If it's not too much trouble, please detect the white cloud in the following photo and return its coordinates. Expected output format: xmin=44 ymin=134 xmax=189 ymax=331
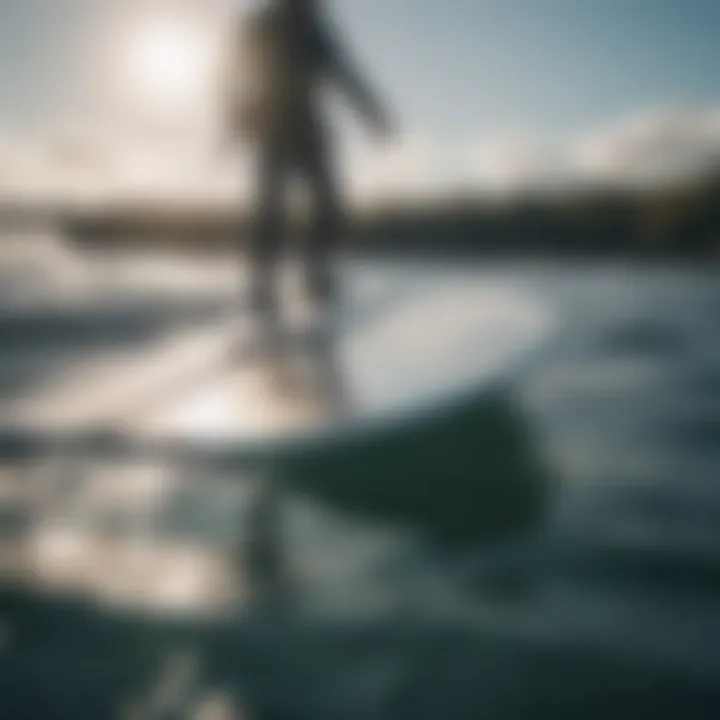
xmin=0 ymin=106 xmax=718 ymax=209
xmin=346 ymin=134 xmax=460 ymax=205
xmin=0 ymin=117 xmax=245 ymax=209
xmin=462 ymin=107 xmax=720 ymax=196
xmin=572 ymin=108 xmax=720 ymax=188
xmin=464 ymin=133 xmax=570 ymax=196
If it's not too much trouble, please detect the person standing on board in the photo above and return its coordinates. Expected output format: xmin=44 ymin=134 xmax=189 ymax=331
xmin=223 ymin=0 xmax=393 ymax=324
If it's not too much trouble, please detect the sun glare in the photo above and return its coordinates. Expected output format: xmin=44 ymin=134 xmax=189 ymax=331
xmin=123 ymin=18 xmax=214 ymax=111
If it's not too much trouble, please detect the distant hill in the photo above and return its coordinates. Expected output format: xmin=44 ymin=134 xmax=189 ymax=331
xmin=6 ymin=171 xmax=718 ymax=260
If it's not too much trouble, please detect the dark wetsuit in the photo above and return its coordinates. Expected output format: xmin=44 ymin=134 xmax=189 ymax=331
xmin=227 ymin=1 xmax=386 ymax=310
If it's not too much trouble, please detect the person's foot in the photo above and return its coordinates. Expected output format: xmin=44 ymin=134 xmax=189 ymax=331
xmin=302 ymin=267 xmax=344 ymax=343
xmin=238 ymin=275 xmax=282 ymax=359
xmin=246 ymin=275 xmax=278 ymax=317
xmin=305 ymin=264 xmax=340 ymax=309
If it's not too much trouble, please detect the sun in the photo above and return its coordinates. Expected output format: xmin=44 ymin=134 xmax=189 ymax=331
xmin=123 ymin=18 xmax=215 ymax=112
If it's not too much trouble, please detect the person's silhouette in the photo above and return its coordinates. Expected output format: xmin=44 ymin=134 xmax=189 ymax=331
xmin=224 ymin=0 xmax=392 ymax=318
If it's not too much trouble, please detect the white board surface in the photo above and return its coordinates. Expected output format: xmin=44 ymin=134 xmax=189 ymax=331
xmin=0 ymin=276 xmax=554 ymax=448
xmin=131 ymin=283 xmax=553 ymax=445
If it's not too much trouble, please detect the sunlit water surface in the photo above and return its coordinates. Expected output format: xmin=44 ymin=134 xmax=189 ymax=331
xmin=0 ymin=234 xmax=719 ymax=718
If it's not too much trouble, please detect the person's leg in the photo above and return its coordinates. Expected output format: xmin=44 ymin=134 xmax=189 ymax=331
xmin=248 ymin=140 xmax=286 ymax=315
xmin=298 ymin=130 xmax=343 ymax=306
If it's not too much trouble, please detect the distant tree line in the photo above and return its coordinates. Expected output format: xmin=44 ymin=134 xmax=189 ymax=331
xmin=61 ymin=171 xmax=720 ymax=260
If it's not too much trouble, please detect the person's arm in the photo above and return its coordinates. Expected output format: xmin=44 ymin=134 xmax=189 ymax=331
xmin=316 ymin=20 xmax=392 ymax=137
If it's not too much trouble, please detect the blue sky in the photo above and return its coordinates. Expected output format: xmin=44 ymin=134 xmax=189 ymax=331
xmin=336 ymin=0 xmax=720 ymax=139
xmin=0 ymin=0 xmax=718 ymax=201
xmin=0 ymin=0 xmax=717 ymax=134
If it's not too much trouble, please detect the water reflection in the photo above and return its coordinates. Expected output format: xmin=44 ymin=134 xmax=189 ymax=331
xmin=0 ymin=260 xmax=719 ymax=718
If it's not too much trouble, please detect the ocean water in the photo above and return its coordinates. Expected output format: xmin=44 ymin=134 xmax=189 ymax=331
xmin=0 ymin=235 xmax=719 ymax=718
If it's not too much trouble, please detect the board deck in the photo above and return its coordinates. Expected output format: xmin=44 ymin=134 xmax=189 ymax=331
xmin=0 ymin=275 xmax=557 ymax=616
xmin=0 ymin=281 xmax=554 ymax=452
xmin=133 ymin=283 xmax=552 ymax=452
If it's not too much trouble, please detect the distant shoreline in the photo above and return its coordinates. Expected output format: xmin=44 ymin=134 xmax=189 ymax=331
xmin=1 ymin=171 xmax=718 ymax=261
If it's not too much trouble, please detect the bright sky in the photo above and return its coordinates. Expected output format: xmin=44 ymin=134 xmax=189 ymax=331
xmin=0 ymin=0 xmax=718 ymax=203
